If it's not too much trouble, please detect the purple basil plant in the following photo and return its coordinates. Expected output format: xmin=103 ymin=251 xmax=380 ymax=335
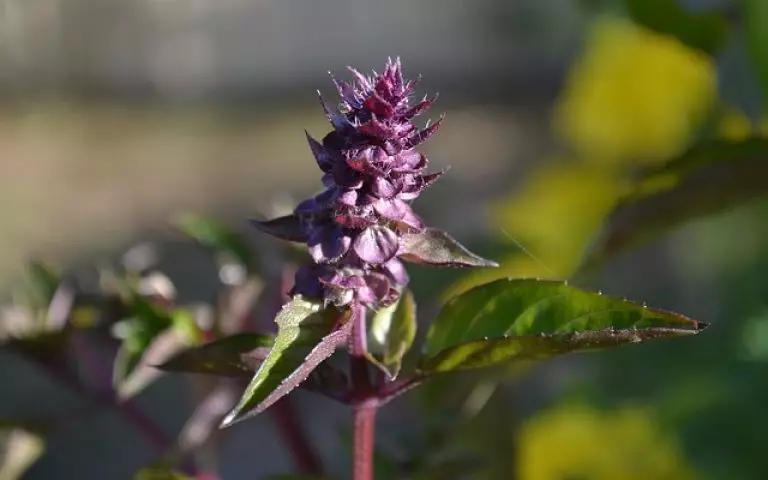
xmin=155 ymin=58 xmax=705 ymax=480
xmin=245 ymin=57 xmax=498 ymax=476
xmin=254 ymin=57 xmax=495 ymax=311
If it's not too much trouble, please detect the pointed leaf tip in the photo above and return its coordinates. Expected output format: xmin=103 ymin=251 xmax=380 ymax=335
xmin=421 ymin=278 xmax=704 ymax=375
xmin=400 ymin=228 xmax=498 ymax=268
xmin=219 ymin=299 xmax=350 ymax=427
xmin=250 ymin=215 xmax=309 ymax=243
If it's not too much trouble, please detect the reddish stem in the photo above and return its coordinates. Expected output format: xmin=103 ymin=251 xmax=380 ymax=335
xmin=349 ymin=303 xmax=377 ymax=480
xmin=352 ymin=406 xmax=377 ymax=480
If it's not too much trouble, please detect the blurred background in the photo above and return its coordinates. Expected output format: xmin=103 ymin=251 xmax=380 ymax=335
xmin=1 ymin=0 xmax=768 ymax=478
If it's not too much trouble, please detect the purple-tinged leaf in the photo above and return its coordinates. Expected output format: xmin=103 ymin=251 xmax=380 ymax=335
xmin=400 ymin=228 xmax=498 ymax=268
xmin=220 ymin=298 xmax=350 ymax=427
xmin=251 ymin=215 xmax=309 ymax=243
xmin=157 ymin=333 xmax=275 ymax=378
xmin=421 ymin=279 xmax=706 ymax=374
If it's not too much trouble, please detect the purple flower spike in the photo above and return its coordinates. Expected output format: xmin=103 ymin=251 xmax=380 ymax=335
xmin=252 ymin=58 xmax=495 ymax=310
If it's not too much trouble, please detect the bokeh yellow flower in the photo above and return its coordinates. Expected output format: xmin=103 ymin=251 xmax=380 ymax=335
xmin=445 ymin=161 xmax=624 ymax=299
xmin=554 ymin=17 xmax=716 ymax=165
xmin=718 ymin=108 xmax=768 ymax=140
xmin=517 ymin=403 xmax=698 ymax=480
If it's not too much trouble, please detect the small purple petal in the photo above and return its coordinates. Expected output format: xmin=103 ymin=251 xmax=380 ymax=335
xmin=382 ymin=258 xmax=409 ymax=286
xmin=392 ymin=150 xmax=427 ymax=172
xmin=337 ymin=189 xmax=359 ymax=206
xmin=353 ymin=226 xmax=399 ymax=265
xmin=358 ymin=272 xmax=391 ymax=306
xmin=308 ymin=224 xmax=351 ymax=263
xmin=371 ymin=176 xmax=398 ymax=198
xmin=292 ymin=265 xmax=327 ymax=299
xmin=373 ymin=197 xmax=408 ymax=221
xmin=395 ymin=207 xmax=425 ymax=232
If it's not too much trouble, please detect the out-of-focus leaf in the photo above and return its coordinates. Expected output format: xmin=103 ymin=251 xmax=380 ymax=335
xmin=112 ymin=295 xmax=174 ymax=388
xmin=251 ymin=214 xmax=309 ymax=243
xmin=368 ymin=290 xmax=417 ymax=379
xmin=627 ymin=0 xmax=728 ymax=54
xmin=117 ymin=310 xmax=203 ymax=399
xmin=173 ymin=213 xmax=254 ymax=270
xmin=421 ymin=279 xmax=706 ymax=374
xmin=158 ymin=333 xmax=275 ymax=377
xmin=133 ymin=467 xmax=192 ymax=480
xmin=221 ymin=298 xmax=350 ymax=427
xmin=742 ymin=0 xmax=768 ymax=109
xmin=578 ymin=138 xmax=768 ymax=272
xmin=400 ymin=228 xmax=498 ymax=268
xmin=24 ymin=260 xmax=60 ymax=310
xmin=0 ymin=428 xmax=45 ymax=480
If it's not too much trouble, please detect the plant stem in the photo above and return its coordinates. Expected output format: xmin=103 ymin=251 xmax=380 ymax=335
xmin=349 ymin=303 xmax=376 ymax=480
xmin=352 ymin=406 xmax=376 ymax=480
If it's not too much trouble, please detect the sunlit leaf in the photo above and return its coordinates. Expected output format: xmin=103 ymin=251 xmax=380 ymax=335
xmin=368 ymin=290 xmax=417 ymax=379
xmin=627 ymin=0 xmax=728 ymax=54
xmin=400 ymin=228 xmax=498 ymax=268
xmin=173 ymin=213 xmax=254 ymax=269
xmin=578 ymin=138 xmax=768 ymax=272
xmin=742 ymin=0 xmax=768 ymax=110
xmin=158 ymin=333 xmax=275 ymax=377
xmin=221 ymin=297 xmax=350 ymax=427
xmin=421 ymin=279 xmax=706 ymax=374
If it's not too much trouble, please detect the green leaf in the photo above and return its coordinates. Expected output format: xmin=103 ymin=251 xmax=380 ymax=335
xmin=220 ymin=297 xmax=349 ymax=427
xmin=116 ymin=311 xmax=202 ymax=400
xmin=400 ymin=228 xmax=498 ymax=268
xmin=112 ymin=294 xmax=174 ymax=388
xmin=368 ymin=290 xmax=417 ymax=379
xmin=173 ymin=213 xmax=253 ymax=269
xmin=742 ymin=0 xmax=768 ymax=109
xmin=24 ymin=260 xmax=61 ymax=311
xmin=158 ymin=333 xmax=275 ymax=377
xmin=421 ymin=279 xmax=705 ymax=374
xmin=626 ymin=0 xmax=728 ymax=54
xmin=578 ymin=138 xmax=768 ymax=273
